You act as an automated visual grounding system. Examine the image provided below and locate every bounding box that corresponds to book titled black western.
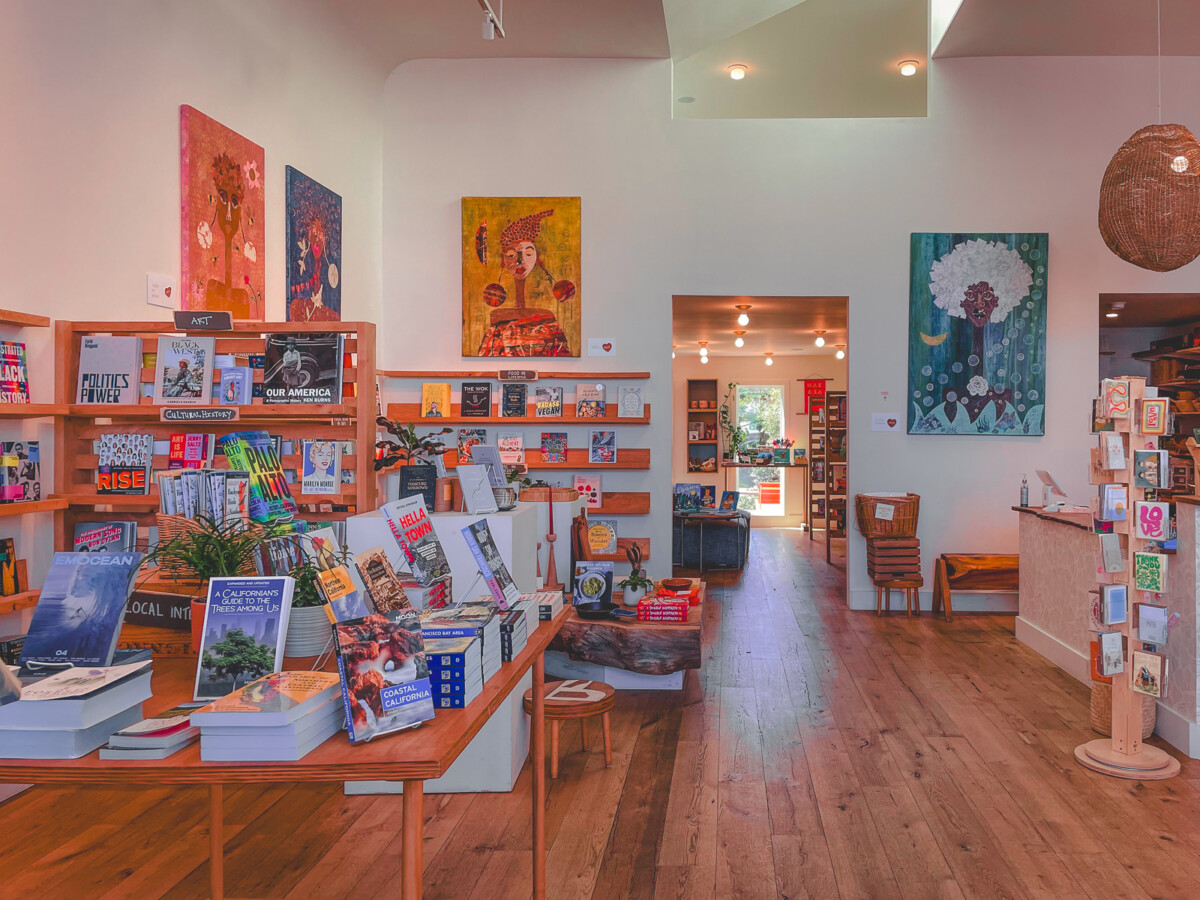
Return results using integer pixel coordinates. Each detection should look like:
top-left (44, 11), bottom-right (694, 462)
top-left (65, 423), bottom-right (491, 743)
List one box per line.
top-left (461, 382), bottom-right (492, 417)
top-left (335, 610), bottom-right (435, 742)
top-left (501, 383), bottom-right (527, 418)
top-left (19, 551), bottom-right (144, 666)
top-left (263, 333), bottom-right (344, 404)
top-left (399, 464), bottom-right (438, 511)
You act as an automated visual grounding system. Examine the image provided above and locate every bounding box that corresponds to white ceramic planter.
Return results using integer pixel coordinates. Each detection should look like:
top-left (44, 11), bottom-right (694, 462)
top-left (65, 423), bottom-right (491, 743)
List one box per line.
top-left (622, 584), bottom-right (648, 607)
top-left (284, 604), bottom-right (334, 657)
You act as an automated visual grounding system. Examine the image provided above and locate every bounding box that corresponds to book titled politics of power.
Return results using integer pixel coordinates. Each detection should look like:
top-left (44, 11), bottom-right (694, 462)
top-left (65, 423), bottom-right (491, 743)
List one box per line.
top-left (19, 551), bottom-right (144, 667)
top-left (76, 335), bottom-right (142, 404)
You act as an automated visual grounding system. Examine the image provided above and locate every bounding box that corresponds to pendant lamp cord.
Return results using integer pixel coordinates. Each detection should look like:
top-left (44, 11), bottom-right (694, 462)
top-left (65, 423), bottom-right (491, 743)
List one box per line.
top-left (1157, 0), bottom-right (1162, 124)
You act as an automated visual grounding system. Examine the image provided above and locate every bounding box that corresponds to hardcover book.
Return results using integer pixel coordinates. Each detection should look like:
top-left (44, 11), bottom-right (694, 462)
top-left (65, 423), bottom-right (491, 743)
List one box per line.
top-left (457, 428), bottom-right (486, 464)
top-left (153, 336), bottom-right (215, 405)
top-left (586, 518), bottom-right (618, 555)
top-left (501, 383), bottom-right (527, 417)
top-left (574, 475), bottom-right (602, 509)
top-left (457, 464), bottom-right (498, 514)
top-left (589, 430), bottom-right (616, 464)
top-left (572, 561), bottom-right (614, 607)
top-left (534, 386), bottom-right (563, 417)
top-left (399, 464), bottom-right (438, 511)
top-left (0, 341), bottom-right (29, 403)
top-left (219, 431), bottom-right (297, 522)
top-left (302, 440), bottom-right (341, 495)
top-left (335, 610), bottom-right (435, 742)
top-left (76, 335), bottom-right (142, 405)
top-left (354, 547), bottom-right (410, 613)
top-left (421, 382), bottom-right (451, 418)
top-left (262, 333), bottom-right (343, 404)
top-left (167, 433), bottom-right (210, 470)
top-left (219, 366), bottom-right (252, 406)
top-left (194, 577), bottom-right (293, 701)
top-left (497, 432), bottom-right (525, 465)
top-left (617, 386), bottom-right (644, 419)
top-left (540, 432), bottom-right (567, 463)
top-left (19, 551), bottom-right (144, 666)
top-left (381, 495), bottom-right (452, 586)
top-left (575, 383), bottom-right (605, 418)
top-left (720, 490), bottom-right (740, 511)
top-left (700, 486), bottom-right (716, 508)
top-left (468, 444), bottom-right (507, 488)
top-left (461, 519), bottom-right (521, 609)
top-left (97, 433), bottom-right (153, 495)
top-left (73, 522), bottom-right (138, 553)
top-left (461, 382), bottom-right (492, 417)
top-left (0, 441), bottom-right (40, 501)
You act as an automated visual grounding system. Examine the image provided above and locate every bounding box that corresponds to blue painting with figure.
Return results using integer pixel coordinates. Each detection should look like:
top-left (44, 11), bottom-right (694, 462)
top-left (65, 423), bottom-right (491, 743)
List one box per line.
top-left (908, 233), bottom-right (1048, 435)
top-left (285, 166), bottom-right (342, 322)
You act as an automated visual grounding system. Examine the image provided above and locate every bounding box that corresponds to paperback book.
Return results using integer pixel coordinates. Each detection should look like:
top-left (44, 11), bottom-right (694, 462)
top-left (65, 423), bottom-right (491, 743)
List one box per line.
top-left (720, 490), bottom-right (740, 511)
top-left (219, 430), bottom-right (297, 522)
top-left (534, 386), bottom-right (563, 417)
top-left (461, 382), bottom-right (492, 417)
top-left (573, 561), bottom-right (614, 607)
top-left (73, 522), bottom-right (138, 553)
top-left (468, 444), bottom-right (507, 488)
top-left (218, 366), bottom-right (253, 406)
top-left (354, 547), bottom-right (410, 613)
top-left (586, 518), bottom-right (618, 555)
top-left (194, 577), bottom-right (293, 701)
top-left (617, 386), bottom-right (644, 418)
top-left (19, 551), bottom-right (144, 666)
top-left (541, 432), bottom-right (567, 463)
top-left (574, 475), bottom-right (602, 509)
top-left (458, 464), bottom-right (498, 514)
top-left (458, 428), bottom-right (486, 464)
top-left (399, 464), bottom-right (438, 511)
top-left (575, 383), bottom-right (605, 418)
top-left (302, 440), bottom-right (341, 495)
top-left (191, 672), bottom-right (340, 726)
top-left (76, 335), bottom-right (142, 404)
top-left (461, 519), bottom-right (521, 609)
top-left (153, 336), bottom-right (214, 405)
top-left (0, 441), bottom-right (40, 501)
top-left (0, 538), bottom-right (21, 595)
top-left (501, 383), bottom-right (527, 417)
top-left (497, 432), bottom-right (525, 465)
top-left (421, 382), bottom-right (450, 418)
top-left (589, 430), bottom-right (616, 464)
top-left (0, 341), bottom-right (29, 403)
top-left (263, 333), bottom-right (343, 403)
top-left (96, 433), bottom-right (153, 495)
top-left (303, 527), bottom-right (373, 622)
top-left (335, 610), bottom-right (435, 742)
top-left (381, 495), bottom-right (452, 585)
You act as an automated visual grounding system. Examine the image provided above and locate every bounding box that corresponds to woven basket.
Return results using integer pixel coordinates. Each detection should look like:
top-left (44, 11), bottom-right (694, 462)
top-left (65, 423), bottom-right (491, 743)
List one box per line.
top-left (154, 514), bottom-right (258, 580)
top-left (1089, 681), bottom-right (1155, 740)
top-left (854, 493), bottom-right (920, 539)
top-left (1099, 123), bottom-right (1200, 272)
top-left (519, 486), bottom-right (580, 503)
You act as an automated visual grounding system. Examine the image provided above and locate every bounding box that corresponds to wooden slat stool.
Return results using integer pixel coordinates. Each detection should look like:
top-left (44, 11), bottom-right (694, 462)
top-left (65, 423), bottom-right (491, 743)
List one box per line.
top-left (522, 679), bottom-right (615, 778)
top-left (932, 553), bottom-right (1019, 622)
top-left (874, 576), bottom-right (924, 618)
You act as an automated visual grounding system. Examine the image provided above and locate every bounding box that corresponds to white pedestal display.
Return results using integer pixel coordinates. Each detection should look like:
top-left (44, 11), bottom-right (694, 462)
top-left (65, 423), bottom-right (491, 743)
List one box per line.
top-left (344, 670), bottom-right (532, 795)
top-left (345, 505), bottom-right (538, 606)
top-left (519, 497), bottom-right (584, 588)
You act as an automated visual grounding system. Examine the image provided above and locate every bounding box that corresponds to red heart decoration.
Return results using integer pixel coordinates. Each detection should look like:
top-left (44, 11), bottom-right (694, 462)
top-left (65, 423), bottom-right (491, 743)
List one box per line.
top-left (164, 286), bottom-right (172, 297)
top-left (887, 418), bottom-right (897, 428)
top-left (602, 342), bottom-right (612, 353)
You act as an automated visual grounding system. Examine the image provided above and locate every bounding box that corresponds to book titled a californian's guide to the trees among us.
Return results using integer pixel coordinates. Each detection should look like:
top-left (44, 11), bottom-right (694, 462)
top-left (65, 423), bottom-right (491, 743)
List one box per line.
top-left (194, 577), bottom-right (293, 701)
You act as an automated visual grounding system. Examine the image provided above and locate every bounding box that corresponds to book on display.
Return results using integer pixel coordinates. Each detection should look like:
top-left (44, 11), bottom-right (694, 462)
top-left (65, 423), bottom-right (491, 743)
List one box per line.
top-left (193, 578), bottom-right (293, 701)
top-left (76, 335), bottom-right (142, 404)
top-left (0, 662), bottom-right (151, 730)
top-left (460, 520), bottom-right (520, 609)
top-left (154, 336), bottom-right (214, 405)
top-left (190, 671), bottom-right (341, 727)
top-left (381, 495), bottom-right (452, 586)
top-left (262, 333), bottom-right (343, 403)
top-left (219, 430), bottom-right (297, 522)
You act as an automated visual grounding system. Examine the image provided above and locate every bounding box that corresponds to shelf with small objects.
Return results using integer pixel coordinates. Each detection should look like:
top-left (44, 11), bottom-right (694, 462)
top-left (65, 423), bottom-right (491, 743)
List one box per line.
top-left (824, 390), bottom-right (848, 562)
top-left (808, 394), bottom-right (827, 541)
top-left (684, 378), bottom-right (719, 474)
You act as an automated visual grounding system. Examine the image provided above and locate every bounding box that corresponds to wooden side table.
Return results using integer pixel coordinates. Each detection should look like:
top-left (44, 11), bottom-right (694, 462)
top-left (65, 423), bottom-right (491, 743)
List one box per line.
top-left (523, 679), bottom-right (615, 778)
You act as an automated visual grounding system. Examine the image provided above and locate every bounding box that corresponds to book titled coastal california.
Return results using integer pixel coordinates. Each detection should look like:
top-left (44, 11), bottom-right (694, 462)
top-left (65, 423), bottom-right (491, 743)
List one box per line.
top-left (19, 551), bottom-right (144, 667)
top-left (219, 431), bottom-right (297, 522)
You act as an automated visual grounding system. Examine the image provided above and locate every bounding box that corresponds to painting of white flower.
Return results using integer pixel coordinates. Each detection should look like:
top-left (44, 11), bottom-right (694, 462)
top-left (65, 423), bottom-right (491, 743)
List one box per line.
top-left (196, 220), bottom-right (212, 250)
top-left (243, 241), bottom-right (257, 263)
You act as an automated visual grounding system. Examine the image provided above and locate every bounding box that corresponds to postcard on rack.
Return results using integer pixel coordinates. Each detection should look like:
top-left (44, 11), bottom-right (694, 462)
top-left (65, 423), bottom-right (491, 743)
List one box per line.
top-left (1132, 500), bottom-right (1170, 541)
top-left (1098, 532), bottom-right (1125, 574)
top-left (1133, 551), bottom-right (1168, 593)
top-left (1087, 591), bottom-right (1104, 632)
top-left (1138, 398), bottom-right (1169, 435)
top-left (1100, 583), bottom-right (1127, 626)
top-left (1133, 450), bottom-right (1168, 489)
top-left (1098, 630), bottom-right (1124, 676)
top-left (1100, 378), bottom-right (1131, 418)
top-left (1135, 603), bottom-right (1169, 645)
top-left (1130, 649), bottom-right (1167, 698)
top-left (1101, 433), bottom-right (1126, 470)
top-left (1090, 399), bottom-right (1115, 434)
top-left (1099, 484), bottom-right (1127, 522)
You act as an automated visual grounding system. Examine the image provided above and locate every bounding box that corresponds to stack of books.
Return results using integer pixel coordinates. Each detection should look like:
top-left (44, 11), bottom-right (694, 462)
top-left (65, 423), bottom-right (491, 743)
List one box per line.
top-left (421, 605), bottom-right (502, 682)
top-left (500, 608), bottom-right (528, 662)
top-left (866, 537), bottom-right (922, 581)
top-left (0, 662), bottom-right (152, 759)
top-left (424, 636), bottom-right (484, 708)
top-left (529, 590), bottom-right (564, 622)
top-left (191, 672), bottom-right (343, 761)
top-left (100, 705), bottom-right (201, 760)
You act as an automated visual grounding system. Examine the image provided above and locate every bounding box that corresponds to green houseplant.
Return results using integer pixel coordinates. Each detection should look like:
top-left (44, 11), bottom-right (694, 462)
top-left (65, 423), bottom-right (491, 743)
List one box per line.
top-left (283, 550), bottom-right (336, 657)
top-left (373, 417), bottom-right (454, 470)
top-left (719, 382), bottom-right (746, 461)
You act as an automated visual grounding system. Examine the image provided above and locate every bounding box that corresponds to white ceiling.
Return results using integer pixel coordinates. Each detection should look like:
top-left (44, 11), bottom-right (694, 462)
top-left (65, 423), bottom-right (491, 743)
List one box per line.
top-left (936, 0), bottom-right (1200, 58)
top-left (673, 295), bottom-right (849, 358)
top-left (315, 0), bottom-right (669, 76)
top-left (662, 0), bottom-right (805, 62)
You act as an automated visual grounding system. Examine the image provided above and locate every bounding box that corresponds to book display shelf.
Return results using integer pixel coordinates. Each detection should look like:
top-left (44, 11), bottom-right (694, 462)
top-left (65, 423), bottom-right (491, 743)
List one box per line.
top-left (51, 319), bottom-right (379, 556)
top-left (0, 307), bottom-right (59, 616)
top-left (825, 390), bottom-right (848, 562)
top-left (808, 395), bottom-right (827, 541)
top-left (684, 379), bottom-right (718, 475)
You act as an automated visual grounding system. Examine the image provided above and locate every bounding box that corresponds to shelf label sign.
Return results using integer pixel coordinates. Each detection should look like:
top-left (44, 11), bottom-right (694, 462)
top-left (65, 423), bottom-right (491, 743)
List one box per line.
top-left (497, 369), bottom-right (538, 382)
top-left (159, 407), bottom-right (239, 422)
top-left (803, 379), bottom-right (826, 414)
top-left (173, 310), bottom-right (233, 330)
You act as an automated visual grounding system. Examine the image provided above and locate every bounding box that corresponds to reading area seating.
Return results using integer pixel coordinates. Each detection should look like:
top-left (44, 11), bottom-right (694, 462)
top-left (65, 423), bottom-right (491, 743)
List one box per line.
top-left (932, 553), bottom-right (1020, 622)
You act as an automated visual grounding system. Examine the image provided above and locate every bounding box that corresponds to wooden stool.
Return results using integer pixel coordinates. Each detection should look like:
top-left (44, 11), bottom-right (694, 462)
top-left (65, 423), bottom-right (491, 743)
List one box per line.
top-left (874, 576), bottom-right (923, 618)
top-left (522, 679), bottom-right (615, 778)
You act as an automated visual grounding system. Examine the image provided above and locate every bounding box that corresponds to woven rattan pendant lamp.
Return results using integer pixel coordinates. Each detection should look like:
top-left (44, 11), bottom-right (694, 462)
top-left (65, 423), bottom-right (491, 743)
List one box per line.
top-left (1098, 1), bottom-right (1200, 272)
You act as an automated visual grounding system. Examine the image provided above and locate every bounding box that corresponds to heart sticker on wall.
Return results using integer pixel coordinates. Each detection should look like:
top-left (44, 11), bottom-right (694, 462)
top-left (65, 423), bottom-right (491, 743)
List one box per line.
top-left (587, 337), bottom-right (616, 356)
top-left (887, 418), bottom-right (897, 428)
top-left (164, 286), bottom-right (172, 297)
top-left (602, 342), bottom-right (612, 353)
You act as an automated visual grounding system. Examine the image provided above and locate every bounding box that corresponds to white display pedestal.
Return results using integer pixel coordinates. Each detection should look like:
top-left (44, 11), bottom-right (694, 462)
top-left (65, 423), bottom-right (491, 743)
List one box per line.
top-left (545, 650), bottom-right (685, 691)
top-left (345, 505), bottom-right (538, 606)
top-left (519, 496), bottom-right (583, 589)
top-left (345, 670), bottom-right (532, 795)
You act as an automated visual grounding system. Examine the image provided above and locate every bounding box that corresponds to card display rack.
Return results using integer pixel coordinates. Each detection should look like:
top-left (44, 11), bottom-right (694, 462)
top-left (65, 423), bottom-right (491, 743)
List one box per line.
top-left (825, 391), bottom-right (848, 563)
top-left (1075, 375), bottom-right (1181, 780)
top-left (51, 319), bottom-right (378, 555)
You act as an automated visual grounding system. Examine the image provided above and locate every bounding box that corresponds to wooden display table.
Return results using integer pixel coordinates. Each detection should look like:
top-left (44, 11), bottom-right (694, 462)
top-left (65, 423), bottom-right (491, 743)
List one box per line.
top-left (0, 607), bottom-right (571, 900)
top-left (549, 581), bottom-right (705, 677)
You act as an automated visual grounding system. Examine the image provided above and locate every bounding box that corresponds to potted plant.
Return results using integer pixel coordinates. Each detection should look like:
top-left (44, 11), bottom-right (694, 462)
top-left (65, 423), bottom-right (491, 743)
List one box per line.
top-left (283, 554), bottom-right (332, 657)
top-left (719, 382), bottom-right (746, 461)
top-left (373, 417), bottom-right (454, 470)
top-left (618, 570), bottom-right (655, 608)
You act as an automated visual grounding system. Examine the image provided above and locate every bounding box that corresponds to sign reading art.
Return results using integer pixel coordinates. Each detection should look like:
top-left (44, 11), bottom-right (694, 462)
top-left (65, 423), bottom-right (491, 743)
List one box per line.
top-left (462, 197), bottom-right (581, 358)
top-left (173, 310), bottom-right (233, 331)
top-left (907, 233), bottom-right (1048, 435)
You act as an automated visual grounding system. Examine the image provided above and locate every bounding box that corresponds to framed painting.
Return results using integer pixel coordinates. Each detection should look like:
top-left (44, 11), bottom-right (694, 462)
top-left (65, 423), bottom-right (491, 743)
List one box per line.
top-left (462, 197), bottom-right (581, 357)
top-left (180, 106), bottom-right (264, 320)
top-left (285, 167), bottom-right (342, 321)
top-left (908, 233), bottom-right (1048, 435)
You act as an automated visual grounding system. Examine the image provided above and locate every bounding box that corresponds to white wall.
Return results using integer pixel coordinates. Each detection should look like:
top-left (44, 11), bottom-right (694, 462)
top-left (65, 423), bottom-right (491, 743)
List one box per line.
top-left (384, 54), bottom-right (1200, 605)
top-left (0, 1), bottom-right (385, 619)
top-left (672, 353), bottom-right (846, 527)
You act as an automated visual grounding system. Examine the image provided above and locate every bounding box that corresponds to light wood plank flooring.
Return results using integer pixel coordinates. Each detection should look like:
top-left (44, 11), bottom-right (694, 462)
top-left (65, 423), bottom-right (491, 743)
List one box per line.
top-left (2, 528), bottom-right (1198, 899)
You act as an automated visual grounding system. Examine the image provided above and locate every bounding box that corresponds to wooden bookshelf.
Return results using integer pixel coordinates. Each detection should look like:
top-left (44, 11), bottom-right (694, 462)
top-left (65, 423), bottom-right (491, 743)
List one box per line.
top-left (591, 492), bottom-right (651, 516)
top-left (0, 498), bottom-right (68, 518)
top-left (385, 402), bottom-right (650, 425)
top-left (0, 404), bottom-right (70, 419)
top-left (52, 319), bottom-right (378, 552)
top-left (379, 370), bottom-right (649, 380)
top-left (0, 308), bottom-right (51, 328)
top-left (824, 391), bottom-right (848, 562)
top-left (398, 448), bottom-right (651, 472)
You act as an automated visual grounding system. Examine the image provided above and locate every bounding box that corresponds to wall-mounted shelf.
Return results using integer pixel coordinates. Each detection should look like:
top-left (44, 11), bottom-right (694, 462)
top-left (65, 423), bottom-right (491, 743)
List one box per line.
top-left (0, 404), bottom-right (70, 419)
top-left (385, 402), bottom-right (650, 425)
top-left (0, 309), bottom-right (51, 328)
top-left (0, 589), bottom-right (39, 616)
top-left (590, 492), bottom-right (650, 516)
top-left (0, 498), bottom-right (68, 518)
top-left (589, 537), bottom-right (650, 563)
top-left (379, 370), bottom-right (649, 380)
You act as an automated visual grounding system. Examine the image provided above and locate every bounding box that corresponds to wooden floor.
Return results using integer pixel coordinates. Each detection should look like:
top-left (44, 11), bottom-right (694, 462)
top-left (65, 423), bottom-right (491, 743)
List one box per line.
top-left (3, 528), bottom-right (1199, 899)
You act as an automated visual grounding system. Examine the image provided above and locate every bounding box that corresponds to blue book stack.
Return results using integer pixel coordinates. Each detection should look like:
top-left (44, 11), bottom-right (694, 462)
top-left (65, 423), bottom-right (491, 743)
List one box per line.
top-left (423, 636), bottom-right (484, 709)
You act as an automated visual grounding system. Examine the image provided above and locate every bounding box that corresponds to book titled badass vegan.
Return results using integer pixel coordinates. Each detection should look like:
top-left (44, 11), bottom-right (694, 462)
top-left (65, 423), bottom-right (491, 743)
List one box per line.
top-left (263, 333), bottom-right (343, 404)
top-left (335, 610), bottom-right (435, 742)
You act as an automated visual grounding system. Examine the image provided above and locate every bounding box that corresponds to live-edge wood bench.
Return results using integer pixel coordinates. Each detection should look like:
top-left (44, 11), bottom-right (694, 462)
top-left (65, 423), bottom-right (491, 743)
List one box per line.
top-left (932, 553), bottom-right (1019, 622)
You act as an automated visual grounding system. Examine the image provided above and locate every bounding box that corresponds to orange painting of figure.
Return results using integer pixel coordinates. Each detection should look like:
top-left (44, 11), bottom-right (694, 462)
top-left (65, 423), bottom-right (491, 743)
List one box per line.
top-left (462, 197), bottom-right (581, 357)
top-left (181, 106), bottom-right (265, 320)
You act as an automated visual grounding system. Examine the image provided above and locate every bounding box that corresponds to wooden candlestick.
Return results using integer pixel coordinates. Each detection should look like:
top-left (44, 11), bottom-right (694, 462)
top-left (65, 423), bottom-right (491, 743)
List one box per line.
top-left (544, 497), bottom-right (564, 591)
top-left (536, 541), bottom-right (543, 583)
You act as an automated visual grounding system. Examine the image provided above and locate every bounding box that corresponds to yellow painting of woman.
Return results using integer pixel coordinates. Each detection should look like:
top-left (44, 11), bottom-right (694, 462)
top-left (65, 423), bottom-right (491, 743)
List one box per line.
top-left (461, 197), bottom-right (581, 357)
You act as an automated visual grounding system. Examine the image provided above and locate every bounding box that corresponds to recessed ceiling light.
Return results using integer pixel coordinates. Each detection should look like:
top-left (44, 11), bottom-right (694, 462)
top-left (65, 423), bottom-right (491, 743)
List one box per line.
top-left (898, 60), bottom-right (919, 77)
top-left (728, 65), bottom-right (748, 81)
top-left (676, 96), bottom-right (695, 104)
